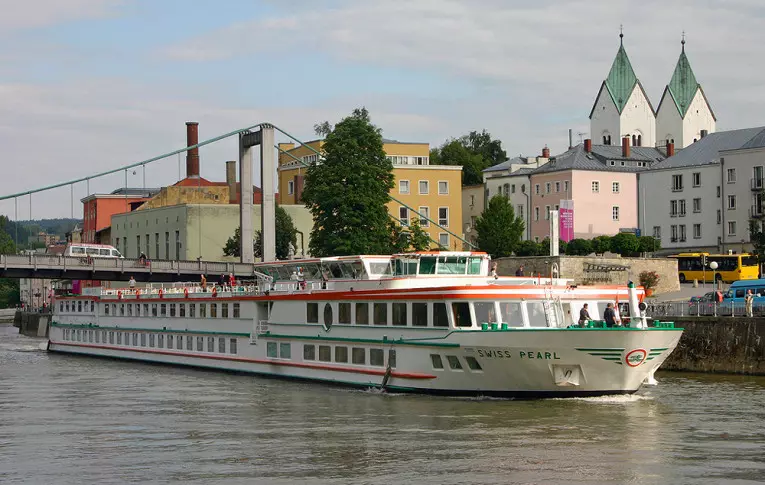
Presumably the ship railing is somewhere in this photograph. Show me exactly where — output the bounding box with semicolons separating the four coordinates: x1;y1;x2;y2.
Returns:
250;320;270;344
99;283;263;297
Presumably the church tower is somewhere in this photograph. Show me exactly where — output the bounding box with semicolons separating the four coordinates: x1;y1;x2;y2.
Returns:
656;37;716;148
589;32;656;147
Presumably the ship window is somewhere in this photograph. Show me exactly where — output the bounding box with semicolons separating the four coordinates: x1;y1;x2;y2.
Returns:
115;332;120;345
373;303;387;325
267;341;277;357
446;355;463;370
419;257;437;275
133;333;138;346
526;302;548;327
474;302;497;324
141;334;147;347
335;346;348;363
233;303;240;318
278;342;289;358
143;304;149;316
355;303;369;325
95;331;100;343
200;304;207;318
89;331;93;342
433;303;449;327
102;330;107;343
389;349;397;368
170;304;176;317
160;304;167;317
186;335;193;350
207;337;214;352
430;354;444;369
338;303;351;324
307;303;319;323
112;303;117;315
158;334;164;348
303;344;315;361
65;301;69;312
177;335;183;350
78;301;82;312
196;336;203;351
323;303;333;330
465;356;483;371
151;304;158;317
179;304;186;317
437;256;467;275
119;304;124;316
210;303;217;318
126;304;133;317
412;303;428;326
499;302;524;327
452;302;472;327
370;349;384;366
221;303;228;318
60;302;64;313
230;339;238;354
75;330;80;342
149;334;155;347
167;335;173;348
104;304;110;315
392;303;407;326
189;304;196;318
319;345;332;362
91;301;95;312
352;347;366;365
468;257;483;275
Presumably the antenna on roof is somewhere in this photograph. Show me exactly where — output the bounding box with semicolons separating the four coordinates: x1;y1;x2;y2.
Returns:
577;132;586;144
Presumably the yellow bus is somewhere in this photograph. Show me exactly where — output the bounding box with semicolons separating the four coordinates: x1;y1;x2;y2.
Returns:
671;253;759;283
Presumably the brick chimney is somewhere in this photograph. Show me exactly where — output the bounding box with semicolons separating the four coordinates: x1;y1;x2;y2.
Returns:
542;146;550;158
584;138;592;153
622;136;631;158
186;122;200;178
666;141;675;157
226;160;236;201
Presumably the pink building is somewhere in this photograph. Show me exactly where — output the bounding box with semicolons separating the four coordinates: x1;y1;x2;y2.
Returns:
529;138;665;241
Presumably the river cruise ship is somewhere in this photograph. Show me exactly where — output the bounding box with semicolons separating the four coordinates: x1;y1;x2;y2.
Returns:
47;251;682;398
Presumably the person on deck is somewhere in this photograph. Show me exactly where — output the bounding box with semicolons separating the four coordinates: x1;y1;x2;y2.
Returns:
578;303;591;327
490;263;498;279
229;273;236;288
603;302;617;327
200;274;207;292
129;276;136;290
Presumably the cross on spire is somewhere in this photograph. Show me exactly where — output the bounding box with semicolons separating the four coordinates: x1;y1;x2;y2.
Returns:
681;30;686;51
620;24;624;45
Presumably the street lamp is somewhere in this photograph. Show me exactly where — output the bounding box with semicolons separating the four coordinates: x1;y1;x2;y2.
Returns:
709;261;719;291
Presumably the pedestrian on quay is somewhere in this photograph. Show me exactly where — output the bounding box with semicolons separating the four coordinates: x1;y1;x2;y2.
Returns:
745;289;754;317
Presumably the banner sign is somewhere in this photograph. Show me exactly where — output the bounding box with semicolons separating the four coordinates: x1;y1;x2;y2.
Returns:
559;200;574;242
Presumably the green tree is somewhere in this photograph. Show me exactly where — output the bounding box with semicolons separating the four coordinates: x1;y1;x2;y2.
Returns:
750;219;765;259
430;130;507;186
610;232;640;257
474;195;524;257
515;240;540;256
302;107;395;256
591;235;612;255
0;223;18;308
638;235;661;254
566;238;593;256
539;237;551;256
223;206;298;260
405;219;432;252
313;121;333;138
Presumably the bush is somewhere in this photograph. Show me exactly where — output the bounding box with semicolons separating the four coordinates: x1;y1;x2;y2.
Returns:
591;235;611;254
638;235;661;253
610;232;640;256
515;240;540;256
565;238;593;256
639;270;660;289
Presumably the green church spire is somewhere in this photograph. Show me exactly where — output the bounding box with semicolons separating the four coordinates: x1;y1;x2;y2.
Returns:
605;31;638;114
667;37;699;117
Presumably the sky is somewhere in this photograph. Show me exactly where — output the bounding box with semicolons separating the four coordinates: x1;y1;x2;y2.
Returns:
2;0;765;219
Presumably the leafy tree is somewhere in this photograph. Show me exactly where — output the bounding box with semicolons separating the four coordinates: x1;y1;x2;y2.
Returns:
558;239;568;255
474;195;524;257
591;235;612;255
638;235;661;254
566;238;593;256
515;240;540;256
406;219;432;252
313;121;333;138
539;237;551;256
223;206;298;260
0;230;15;255
302;107;395;256
610;232;640;257
0;224;18;308
430;130;507;186
749;219;765;259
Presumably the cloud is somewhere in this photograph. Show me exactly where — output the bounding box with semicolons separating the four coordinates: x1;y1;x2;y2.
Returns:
0;0;123;32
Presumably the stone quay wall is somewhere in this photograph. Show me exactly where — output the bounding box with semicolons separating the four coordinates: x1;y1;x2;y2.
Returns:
494;256;680;294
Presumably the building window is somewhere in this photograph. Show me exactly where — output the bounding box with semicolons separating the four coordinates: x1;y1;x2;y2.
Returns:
612;182;620;194
545;182;551;194
419;207;429;227
717;186;721;198
728;195;736;210
439;233;449;248
165;232;170;259
717;209;722;224
564;181;569;193
728;221;737;236
670;200;678;216
612;206;620;221
692;172;701;187
438;207;448;227
545;205;551;220
516;205;524;218
672;174;683;191
399;207;409;226
511;184;516;194
136;235;141;256
693;198;701;213
287;180;294;194
679;199;686;217
679;225;686;242
535;184;540;195
438;181;448;195
555;182;560;192
419;180;429;195
693;224;702;239
155;233;159;259
653;226;661;239
671;225;678;242
591;181;599;193
534;206;540;221
727;168;737;183
175;231;180;259
399;180;410;194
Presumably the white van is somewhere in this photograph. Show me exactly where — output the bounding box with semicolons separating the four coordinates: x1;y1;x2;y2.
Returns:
64;243;124;259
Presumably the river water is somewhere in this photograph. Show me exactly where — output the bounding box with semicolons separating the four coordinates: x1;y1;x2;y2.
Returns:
1;324;764;485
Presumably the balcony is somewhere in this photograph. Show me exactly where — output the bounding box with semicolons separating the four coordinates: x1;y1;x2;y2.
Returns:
751;205;765;218
752;178;765;191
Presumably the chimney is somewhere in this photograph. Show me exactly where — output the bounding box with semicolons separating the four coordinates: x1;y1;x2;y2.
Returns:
185;122;200;178
226;160;236;201
700;129;708;138
542;146;550;158
584;138;592;153
568;129;573;149
622;136;631;158
666;141;675;157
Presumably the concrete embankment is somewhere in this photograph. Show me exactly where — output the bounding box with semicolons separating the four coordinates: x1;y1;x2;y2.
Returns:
663;317;765;375
12;311;50;338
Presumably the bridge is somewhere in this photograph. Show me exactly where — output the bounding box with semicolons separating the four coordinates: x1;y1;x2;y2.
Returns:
0;254;260;282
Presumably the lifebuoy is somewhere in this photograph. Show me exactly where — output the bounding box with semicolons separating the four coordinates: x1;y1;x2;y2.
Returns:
184;287;189;298
117;291;122;300
212;287;218;298
158;289;164;299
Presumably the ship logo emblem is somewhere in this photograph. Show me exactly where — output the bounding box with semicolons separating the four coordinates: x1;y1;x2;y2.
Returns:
625;349;648;367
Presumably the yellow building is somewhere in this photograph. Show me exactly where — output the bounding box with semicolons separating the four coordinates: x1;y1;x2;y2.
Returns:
278;139;464;249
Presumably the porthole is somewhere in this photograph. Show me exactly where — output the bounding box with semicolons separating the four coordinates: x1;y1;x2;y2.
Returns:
323;303;333;331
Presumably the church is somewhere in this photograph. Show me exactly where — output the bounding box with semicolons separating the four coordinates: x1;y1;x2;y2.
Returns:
589;33;716;149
